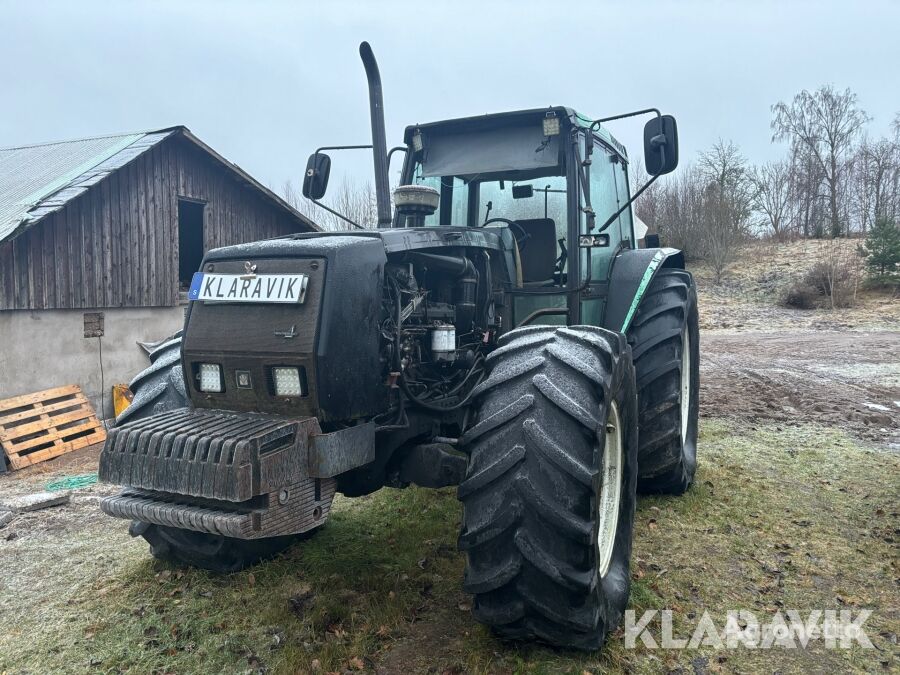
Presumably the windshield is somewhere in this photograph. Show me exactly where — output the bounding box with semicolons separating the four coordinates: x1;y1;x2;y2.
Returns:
413;165;570;289
412;164;567;230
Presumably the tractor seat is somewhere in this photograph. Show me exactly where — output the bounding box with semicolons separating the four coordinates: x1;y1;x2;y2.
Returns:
515;218;558;283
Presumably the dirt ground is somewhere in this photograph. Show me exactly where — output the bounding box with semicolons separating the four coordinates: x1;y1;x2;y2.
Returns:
1;240;898;673
701;330;900;448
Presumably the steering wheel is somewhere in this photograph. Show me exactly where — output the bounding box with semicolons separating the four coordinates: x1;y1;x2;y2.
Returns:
480;217;531;252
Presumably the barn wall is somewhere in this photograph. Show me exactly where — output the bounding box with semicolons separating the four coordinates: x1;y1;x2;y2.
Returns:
0;134;310;311
0;306;186;417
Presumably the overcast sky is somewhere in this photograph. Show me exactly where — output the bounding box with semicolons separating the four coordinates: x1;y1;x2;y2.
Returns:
1;0;898;195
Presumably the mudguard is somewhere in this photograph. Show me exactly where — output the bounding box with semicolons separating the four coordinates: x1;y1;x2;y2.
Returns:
602;247;685;333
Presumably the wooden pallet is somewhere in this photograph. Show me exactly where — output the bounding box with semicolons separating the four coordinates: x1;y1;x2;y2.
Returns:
0;385;107;471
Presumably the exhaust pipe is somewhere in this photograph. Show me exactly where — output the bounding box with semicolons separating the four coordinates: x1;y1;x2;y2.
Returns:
359;42;392;228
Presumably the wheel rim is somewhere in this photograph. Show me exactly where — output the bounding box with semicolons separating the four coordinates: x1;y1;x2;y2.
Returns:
597;401;623;578
681;327;691;444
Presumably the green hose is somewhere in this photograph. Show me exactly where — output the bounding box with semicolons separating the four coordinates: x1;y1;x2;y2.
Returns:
46;473;98;491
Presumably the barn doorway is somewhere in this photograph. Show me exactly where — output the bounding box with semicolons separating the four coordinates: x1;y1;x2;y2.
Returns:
178;199;205;289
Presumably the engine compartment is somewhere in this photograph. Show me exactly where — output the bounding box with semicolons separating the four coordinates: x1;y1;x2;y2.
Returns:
380;248;498;418
180;229;513;433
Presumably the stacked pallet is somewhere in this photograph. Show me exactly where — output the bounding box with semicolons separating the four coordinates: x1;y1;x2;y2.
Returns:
0;385;106;471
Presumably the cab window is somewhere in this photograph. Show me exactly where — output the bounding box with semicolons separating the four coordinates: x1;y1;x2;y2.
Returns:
582;142;622;281
613;156;633;246
412;170;469;226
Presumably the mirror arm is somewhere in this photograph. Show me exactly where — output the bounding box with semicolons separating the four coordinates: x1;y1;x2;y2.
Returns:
590;108;670;176
589;107;662;129
595;172;661;235
314;144;373;156
309;198;365;230
387;146;407;166
306;144;378;230
309;144;375;187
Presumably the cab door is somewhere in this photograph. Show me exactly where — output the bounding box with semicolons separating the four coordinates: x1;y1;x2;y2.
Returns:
580;136;629;325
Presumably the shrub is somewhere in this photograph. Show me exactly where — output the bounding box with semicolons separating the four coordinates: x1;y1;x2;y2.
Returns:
780;258;860;309
804;260;858;308
780;281;821;309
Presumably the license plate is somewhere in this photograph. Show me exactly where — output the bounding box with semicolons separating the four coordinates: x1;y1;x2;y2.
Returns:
188;273;309;304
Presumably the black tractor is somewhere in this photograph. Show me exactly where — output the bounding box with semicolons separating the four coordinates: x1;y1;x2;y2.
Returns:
99;42;699;650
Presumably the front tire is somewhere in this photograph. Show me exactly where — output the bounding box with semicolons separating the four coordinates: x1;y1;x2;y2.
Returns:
129;521;302;574
116;332;187;425
458;326;638;650
628;269;700;494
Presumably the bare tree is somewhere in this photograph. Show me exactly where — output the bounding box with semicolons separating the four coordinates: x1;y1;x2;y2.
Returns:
637;164;707;259
851;132;900;231
750;159;794;238
771;86;870;237
697;140;753;281
630;156;664;236
787;143;828;237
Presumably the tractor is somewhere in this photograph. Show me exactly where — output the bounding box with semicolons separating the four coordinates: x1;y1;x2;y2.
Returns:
98;42;699;650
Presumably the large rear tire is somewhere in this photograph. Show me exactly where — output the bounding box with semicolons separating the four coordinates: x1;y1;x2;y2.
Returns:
458;325;638;650
117;332;306;572
628;269;700;494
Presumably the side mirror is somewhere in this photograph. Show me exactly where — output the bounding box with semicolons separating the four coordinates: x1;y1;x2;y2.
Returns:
643;115;679;176
302;152;331;200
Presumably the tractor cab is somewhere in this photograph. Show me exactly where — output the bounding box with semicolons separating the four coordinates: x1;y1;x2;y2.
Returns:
304;104;677;329
391;106;676;327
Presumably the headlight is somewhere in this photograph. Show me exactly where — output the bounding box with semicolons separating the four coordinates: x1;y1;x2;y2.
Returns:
272;367;303;397
198;363;223;393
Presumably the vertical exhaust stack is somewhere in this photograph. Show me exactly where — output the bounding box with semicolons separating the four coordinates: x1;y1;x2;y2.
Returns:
359;41;393;228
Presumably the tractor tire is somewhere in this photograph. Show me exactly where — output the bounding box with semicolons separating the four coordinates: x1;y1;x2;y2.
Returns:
117;331;307;572
115;331;188;425
628;269;700;495
129;521;301;573
458;325;638;650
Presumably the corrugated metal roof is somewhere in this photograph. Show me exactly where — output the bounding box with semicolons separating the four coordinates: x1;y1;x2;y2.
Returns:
0;127;317;242
0;130;174;242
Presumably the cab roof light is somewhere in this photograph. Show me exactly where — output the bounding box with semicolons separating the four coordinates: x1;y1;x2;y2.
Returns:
542;113;560;137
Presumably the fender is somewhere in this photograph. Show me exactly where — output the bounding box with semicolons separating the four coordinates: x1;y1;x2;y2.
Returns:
602;247;685;333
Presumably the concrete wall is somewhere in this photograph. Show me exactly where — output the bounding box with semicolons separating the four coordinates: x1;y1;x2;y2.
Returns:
0;306;186;419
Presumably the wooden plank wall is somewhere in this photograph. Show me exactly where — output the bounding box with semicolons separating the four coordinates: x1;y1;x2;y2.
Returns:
0;135;311;310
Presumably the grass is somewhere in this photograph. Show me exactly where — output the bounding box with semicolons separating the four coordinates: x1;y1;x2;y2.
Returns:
2;420;898;674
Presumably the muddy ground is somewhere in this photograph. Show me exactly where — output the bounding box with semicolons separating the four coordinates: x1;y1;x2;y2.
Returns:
701;330;900;449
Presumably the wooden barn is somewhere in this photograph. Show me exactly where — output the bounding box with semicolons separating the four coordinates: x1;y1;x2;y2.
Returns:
0;126;318;417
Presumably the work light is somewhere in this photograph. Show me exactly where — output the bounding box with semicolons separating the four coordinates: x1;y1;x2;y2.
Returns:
198;363;223;393
272;367;303;397
542;113;560;136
